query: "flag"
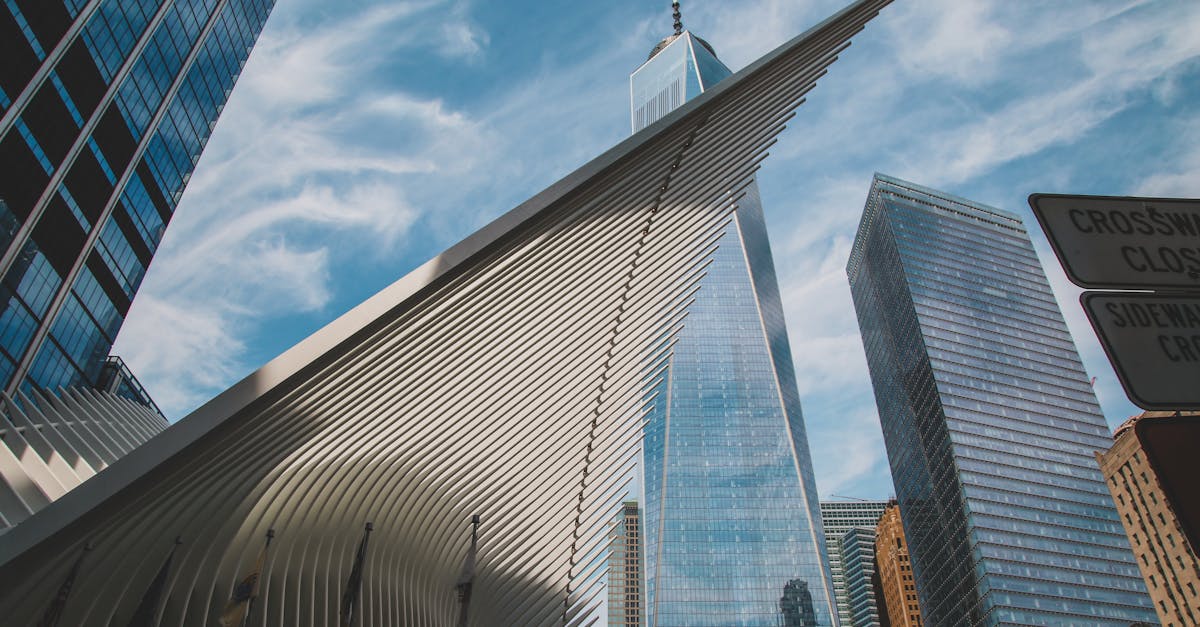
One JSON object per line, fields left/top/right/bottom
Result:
{"left": 126, "top": 537, "right": 182, "bottom": 627}
{"left": 219, "top": 529, "right": 274, "bottom": 627}
{"left": 36, "top": 541, "right": 91, "bottom": 627}
{"left": 455, "top": 515, "right": 480, "bottom": 627}
{"left": 339, "top": 522, "right": 373, "bottom": 627}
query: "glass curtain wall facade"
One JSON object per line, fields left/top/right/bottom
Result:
{"left": 0, "top": 0, "right": 275, "bottom": 403}
{"left": 821, "top": 499, "right": 890, "bottom": 625}
{"left": 846, "top": 174, "right": 1157, "bottom": 625}
{"left": 839, "top": 527, "right": 882, "bottom": 627}
{"left": 632, "top": 31, "right": 832, "bottom": 626}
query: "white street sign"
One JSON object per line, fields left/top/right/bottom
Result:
{"left": 1030, "top": 194, "right": 1200, "bottom": 290}
{"left": 1082, "top": 292, "right": 1200, "bottom": 410}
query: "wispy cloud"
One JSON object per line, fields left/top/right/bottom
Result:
{"left": 114, "top": 0, "right": 646, "bottom": 417}
{"left": 1136, "top": 112, "right": 1200, "bottom": 197}
{"left": 114, "top": 296, "right": 245, "bottom": 413}
{"left": 889, "top": 1, "right": 1013, "bottom": 85}
{"left": 113, "top": 0, "right": 495, "bottom": 415}
{"left": 806, "top": 401, "right": 892, "bottom": 498}
{"left": 903, "top": 1, "right": 1200, "bottom": 187}
{"left": 437, "top": 1, "right": 489, "bottom": 60}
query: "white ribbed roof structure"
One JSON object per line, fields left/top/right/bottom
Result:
{"left": 0, "top": 2, "right": 891, "bottom": 624}
{"left": 0, "top": 388, "right": 168, "bottom": 528}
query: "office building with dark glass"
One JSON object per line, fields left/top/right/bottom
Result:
{"left": 846, "top": 174, "right": 1157, "bottom": 624}
{"left": 0, "top": 0, "right": 275, "bottom": 406}
{"left": 632, "top": 24, "right": 833, "bottom": 626}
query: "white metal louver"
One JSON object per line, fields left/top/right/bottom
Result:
{"left": 0, "top": 2, "right": 892, "bottom": 624}
{"left": 0, "top": 388, "right": 168, "bottom": 528}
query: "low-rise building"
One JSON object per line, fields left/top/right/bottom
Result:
{"left": 1097, "top": 411, "right": 1200, "bottom": 626}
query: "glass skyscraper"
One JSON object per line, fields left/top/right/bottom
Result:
{"left": 820, "top": 499, "right": 890, "bottom": 625}
{"left": 839, "top": 527, "right": 882, "bottom": 627}
{"left": 632, "top": 28, "right": 833, "bottom": 626}
{"left": 846, "top": 174, "right": 1158, "bottom": 625}
{"left": 0, "top": 0, "right": 275, "bottom": 406}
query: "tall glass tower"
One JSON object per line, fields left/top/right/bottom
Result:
{"left": 0, "top": 0, "right": 275, "bottom": 406}
{"left": 632, "top": 24, "right": 833, "bottom": 627}
{"left": 846, "top": 174, "right": 1158, "bottom": 625}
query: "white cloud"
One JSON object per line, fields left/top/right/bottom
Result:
{"left": 1136, "top": 114, "right": 1200, "bottom": 197}
{"left": 114, "top": 1, "right": 478, "bottom": 416}
{"left": 888, "top": 1, "right": 1013, "bottom": 84}
{"left": 780, "top": 234, "right": 869, "bottom": 395}
{"left": 439, "top": 20, "right": 489, "bottom": 60}
{"left": 908, "top": 1, "right": 1198, "bottom": 187}
{"left": 913, "top": 79, "right": 1128, "bottom": 187}
{"left": 807, "top": 402, "right": 891, "bottom": 499}
{"left": 240, "top": 238, "right": 332, "bottom": 312}
{"left": 114, "top": 296, "right": 246, "bottom": 413}
{"left": 365, "top": 94, "right": 472, "bottom": 130}
{"left": 241, "top": 3, "right": 434, "bottom": 110}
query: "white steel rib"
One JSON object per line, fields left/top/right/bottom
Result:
{"left": 0, "top": 2, "right": 891, "bottom": 624}
{"left": 0, "top": 388, "right": 168, "bottom": 528}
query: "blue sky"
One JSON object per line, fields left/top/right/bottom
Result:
{"left": 112, "top": 0, "right": 1200, "bottom": 501}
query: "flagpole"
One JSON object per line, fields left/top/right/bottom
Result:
{"left": 456, "top": 514, "right": 480, "bottom": 627}
{"left": 340, "top": 522, "right": 373, "bottom": 627}
{"left": 241, "top": 529, "right": 274, "bottom": 627}
{"left": 126, "top": 536, "right": 182, "bottom": 627}
{"left": 36, "top": 540, "right": 92, "bottom": 627}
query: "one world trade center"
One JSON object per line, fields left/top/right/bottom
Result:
{"left": 630, "top": 8, "right": 835, "bottom": 626}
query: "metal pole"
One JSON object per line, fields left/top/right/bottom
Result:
{"left": 242, "top": 529, "right": 274, "bottom": 627}
{"left": 456, "top": 515, "right": 480, "bottom": 627}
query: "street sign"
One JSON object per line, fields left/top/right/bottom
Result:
{"left": 1081, "top": 292, "right": 1200, "bottom": 410}
{"left": 1030, "top": 194, "right": 1200, "bottom": 290}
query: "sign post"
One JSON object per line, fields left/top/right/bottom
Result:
{"left": 1030, "top": 194, "right": 1200, "bottom": 410}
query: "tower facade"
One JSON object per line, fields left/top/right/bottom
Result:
{"left": 609, "top": 501, "right": 644, "bottom": 627}
{"left": 0, "top": 0, "right": 275, "bottom": 403}
{"left": 632, "top": 27, "right": 833, "bottom": 626}
{"left": 840, "top": 527, "right": 882, "bottom": 627}
{"left": 1097, "top": 412, "right": 1200, "bottom": 625}
{"left": 847, "top": 174, "right": 1157, "bottom": 624}
{"left": 821, "top": 499, "right": 890, "bottom": 625}
{"left": 874, "top": 504, "right": 919, "bottom": 627}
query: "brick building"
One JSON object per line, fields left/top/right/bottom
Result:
{"left": 875, "top": 503, "right": 921, "bottom": 627}
{"left": 1097, "top": 412, "right": 1200, "bottom": 626}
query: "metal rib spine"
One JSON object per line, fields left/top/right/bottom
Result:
{"left": 0, "top": 1, "right": 892, "bottom": 625}
{"left": 0, "top": 388, "right": 168, "bottom": 527}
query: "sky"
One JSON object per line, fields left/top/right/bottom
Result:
{"left": 112, "top": 0, "right": 1200, "bottom": 502}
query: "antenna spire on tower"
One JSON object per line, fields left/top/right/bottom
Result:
{"left": 672, "top": 2, "right": 683, "bottom": 36}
